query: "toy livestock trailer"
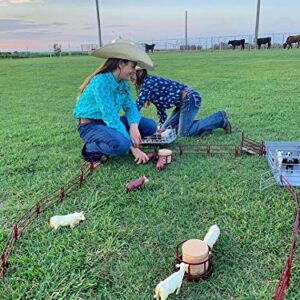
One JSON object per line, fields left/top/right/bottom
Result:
{"left": 260, "top": 141, "right": 300, "bottom": 191}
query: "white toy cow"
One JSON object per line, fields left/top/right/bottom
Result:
{"left": 50, "top": 212, "right": 85, "bottom": 230}
{"left": 154, "top": 262, "right": 188, "bottom": 300}
{"left": 203, "top": 224, "right": 220, "bottom": 249}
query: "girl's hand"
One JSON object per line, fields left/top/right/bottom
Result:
{"left": 156, "top": 127, "right": 165, "bottom": 135}
{"left": 130, "top": 147, "right": 149, "bottom": 164}
{"left": 129, "top": 124, "right": 142, "bottom": 147}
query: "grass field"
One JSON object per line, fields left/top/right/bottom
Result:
{"left": 0, "top": 49, "right": 300, "bottom": 299}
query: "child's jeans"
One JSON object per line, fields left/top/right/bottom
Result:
{"left": 162, "top": 89, "right": 227, "bottom": 136}
{"left": 77, "top": 116, "right": 156, "bottom": 161}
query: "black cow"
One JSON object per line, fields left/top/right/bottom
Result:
{"left": 228, "top": 39, "right": 245, "bottom": 50}
{"left": 145, "top": 43, "right": 155, "bottom": 53}
{"left": 282, "top": 152, "right": 299, "bottom": 173}
{"left": 257, "top": 37, "right": 271, "bottom": 49}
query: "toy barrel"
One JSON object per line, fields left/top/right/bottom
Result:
{"left": 158, "top": 149, "right": 172, "bottom": 164}
{"left": 182, "top": 239, "right": 209, "bottom": 275}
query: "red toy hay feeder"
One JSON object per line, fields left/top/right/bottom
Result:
{"left": 175, "top": 239, "right": 213, "bottom": 282}
{"left": 156, "top": 149, "right": 173, "bottom": 171}
{"left": 158, "top": 149, "right": 173, "bottom": 164}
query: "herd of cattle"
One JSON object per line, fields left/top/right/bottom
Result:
{"left": 145, "top": 34, "right": 300, "bottom": 52}
{"left": 228, "top": 37, "right": 272, "bottom": 49}
{"left": 228, "top": 35, "right": 300, "bottom": 50}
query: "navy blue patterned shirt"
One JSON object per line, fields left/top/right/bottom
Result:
{"left": 136, "top": 75, "right": 187, "bottom": 125}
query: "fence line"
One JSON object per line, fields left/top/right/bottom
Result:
{"left": 1, "top": 31, "right": 300, "bottom": 56}
{"left": 137, "top": 31, "right": 299, "bottom": 50}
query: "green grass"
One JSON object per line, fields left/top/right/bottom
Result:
{"left": 0, "top": 49, "right": 300, "bottom": 299}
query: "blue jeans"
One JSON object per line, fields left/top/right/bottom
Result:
{"left": 162, "top": 89, "right": 227, "bottom": 136}
{"left": 77, "top": 116, "right": 156, "bottom": 161}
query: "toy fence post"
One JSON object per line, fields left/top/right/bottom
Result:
{"left": 241, "top": 131, "right": 245, "bottom": 150}
{"left": 79, "top": 170, "right": 84, "bottom": 186}
{"left": 262, "top": 144, "right": 266, "bottom": 156}
{"left": 13, "top": 224, "right": 18, "bottom": 241}
{"left": 234, "top": 145, "right": 239, "bottom": 157}
{"left": 1, "top": 254, "right": 6, "bottom": 274}
{"left": 35, "top": 202, "right": 41, "bottom": 217}
{"left": 179, "top": 145, "right": 183, "bottom": 156}
{"left": 59, "top": 187, "right": 65, "bottom": 202}
{"left": 89, "top": 160, "right": 94, "bottom": 173}
{"left": 259, "top": 143, "right": 263, "bottom": 156}
{"left": 206, "top": 145, "right": 211, "bottom": 155}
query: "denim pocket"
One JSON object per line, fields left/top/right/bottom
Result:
{"left": 193, "top": 93, "right": 202, "bottom": 109}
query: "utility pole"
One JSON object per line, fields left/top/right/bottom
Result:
{"left": 185, "top": 10, "right": 188, "bottom": 47}
{"left": 254, "top": 0, "right": 261, "bottom": 47}
{"left": 95, "top": 0, "right": 102, "bottom": 47}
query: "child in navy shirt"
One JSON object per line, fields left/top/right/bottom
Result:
{"left": 131, "top": 68, "right": 231, "bottom": 137}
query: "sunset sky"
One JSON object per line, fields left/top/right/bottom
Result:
{"left": 0, "top": 0, "right": 299, "bottom": 52}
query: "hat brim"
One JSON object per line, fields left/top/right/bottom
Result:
{"left": 91, "top": 43, "right": 154, "bottom": 70}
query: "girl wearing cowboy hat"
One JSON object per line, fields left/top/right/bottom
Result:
{"left": 73, "top": 39, "right": 157, "bottom": 164}
{"left": 131, "top": 68, "right": 231, "bottom": 137}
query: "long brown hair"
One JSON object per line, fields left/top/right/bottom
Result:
{"left": 134, "top": 69, "right": 150, "bottom": 107}
{"left": 134, "top": 69, "right": 148, "bottom": 94}
{"left": 78, "top": 58, "right": 129, "bottom": 95}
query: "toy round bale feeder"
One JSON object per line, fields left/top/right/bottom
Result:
{"left": 158, "top": 149, "right": 173, "bottom": 164}
{"left": 175, "top": 239, "right": 213, "bottom": 281}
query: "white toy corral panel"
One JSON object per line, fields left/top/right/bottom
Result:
{"left": 264, "top": 141, "right": 300, "bottom": 186}
{"left": 141, "top": 128, "right": 177, "bottom": 145}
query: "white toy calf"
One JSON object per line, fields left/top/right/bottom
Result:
{"left": 154, "top": 262, "right": 188, "bottom": 300}
{"left": 50, "top": 212, "right": 85, "bottom": 229}
{"left": 276, "top": 150, "right": 283, "bottom": 168}
{"left": 161, "top": 129, "right": 173, "bottom": 139}
{"left": 203, "top": 224, "right": 220, "bottom": 249}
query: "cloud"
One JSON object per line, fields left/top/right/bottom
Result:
{"left": 83, "top": 25, "right": 96, "bottom": 30}
{"left": 104, "top": 24, "right": 129, "bottom": 29}
{"left": 9, "top": 0, "right": 41, "bottom": 3}
{"left": 0, "top": 0, "right": 41, "bottom": 5}
{"left": 83, "top": 23, "right": 129, "bottom": 31}
{"left": 10, "top": 0, "right": 31, "bottom": 3}
{"left": 0, "top": 19, "right": 66, "bottom": 32}
{"left": 1, "top": 30, "right": 57, "bottom": 39}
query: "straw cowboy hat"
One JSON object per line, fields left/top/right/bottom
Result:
{"left": 136, "top": 63, "right": 158, "bottom": 71}
{"left": 92, "top": 38, "right": 155, "bottom": 70}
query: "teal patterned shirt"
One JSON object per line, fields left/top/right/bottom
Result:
{"left": 73, "top": 72, "right": 141, "bottom": 141}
